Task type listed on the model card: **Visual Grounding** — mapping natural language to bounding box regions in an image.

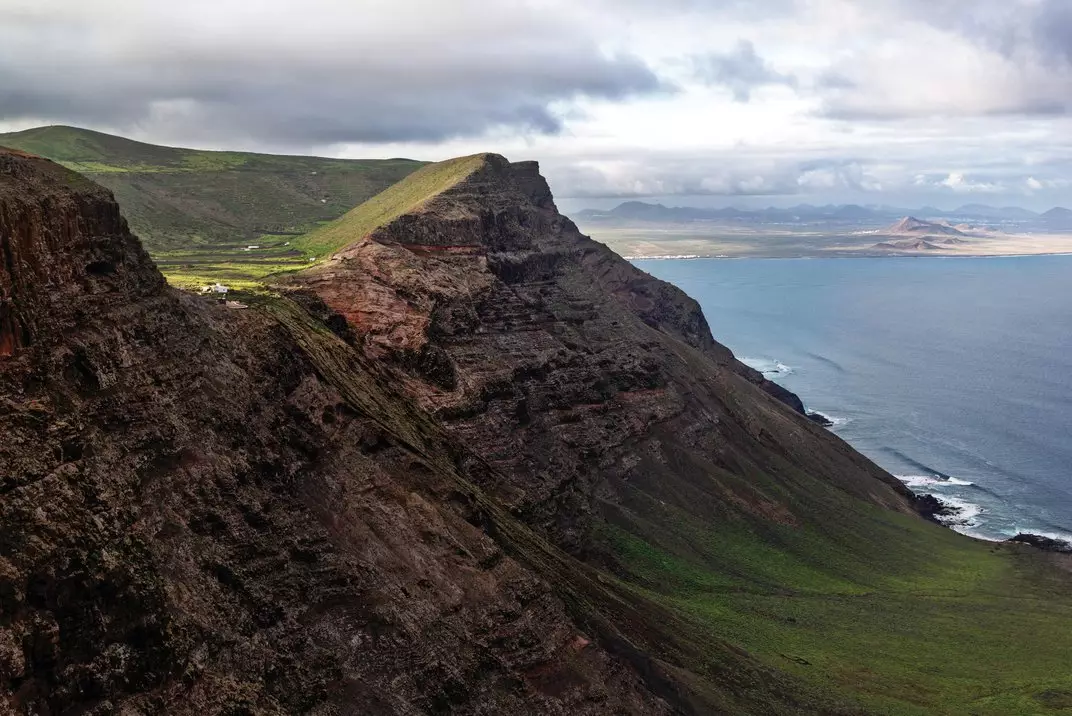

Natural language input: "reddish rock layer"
[0,150,676,715]
[291,155,914,550]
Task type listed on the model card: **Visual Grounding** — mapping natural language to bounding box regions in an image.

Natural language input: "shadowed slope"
[287,153,1072,714]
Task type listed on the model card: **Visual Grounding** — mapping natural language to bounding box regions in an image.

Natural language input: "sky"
[2,0,1071,211]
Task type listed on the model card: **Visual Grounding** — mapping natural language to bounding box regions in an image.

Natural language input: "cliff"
[0,149,682,715]
[289,154,913,550]
[6,148,1066,715]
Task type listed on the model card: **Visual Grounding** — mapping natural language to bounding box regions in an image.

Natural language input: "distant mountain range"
[578,200,1072,228]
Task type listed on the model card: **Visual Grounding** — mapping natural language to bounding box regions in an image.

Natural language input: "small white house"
[211,283,228,295]
[244,245,260,251]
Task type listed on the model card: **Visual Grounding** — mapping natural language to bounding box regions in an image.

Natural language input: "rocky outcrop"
[1,148,936,715]
[886,216,965,236]
[0,149,680,715]
[290,154,916,552]
[1008,533,1072,553]
[0,148,163,357]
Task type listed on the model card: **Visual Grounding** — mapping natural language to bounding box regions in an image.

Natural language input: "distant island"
[576,201,1072,259]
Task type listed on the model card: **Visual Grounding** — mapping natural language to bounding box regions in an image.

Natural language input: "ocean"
[632,255,1072,542]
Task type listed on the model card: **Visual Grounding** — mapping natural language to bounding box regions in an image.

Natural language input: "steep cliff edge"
[0,148,690,715]
[288,154,914,550]
[7,148,1072,715]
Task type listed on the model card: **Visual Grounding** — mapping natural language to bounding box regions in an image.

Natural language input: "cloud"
[814,0,1072,120]
[912,172,1004,194]
[0,0,666,147]
[692,40,798,101]
[549,154,884,199]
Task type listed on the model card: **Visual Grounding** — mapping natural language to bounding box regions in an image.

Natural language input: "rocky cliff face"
[0,149,162,357]
[1,148,927,715]
[290,154,913,551]
[0,148,681,715]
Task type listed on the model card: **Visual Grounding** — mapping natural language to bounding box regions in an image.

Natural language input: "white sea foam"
[809,410,849,427]
[934,496,985,529]
[898,475,943,488]
[897,474,974,488]
[742,357,795,377]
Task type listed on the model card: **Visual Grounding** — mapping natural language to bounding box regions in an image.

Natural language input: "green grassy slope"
[290,153,489,257]
[593,447,1072,715]
[0,126,424,253]
[264,287,1072,714]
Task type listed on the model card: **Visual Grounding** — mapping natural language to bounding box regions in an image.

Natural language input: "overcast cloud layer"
[2,0,1071,209]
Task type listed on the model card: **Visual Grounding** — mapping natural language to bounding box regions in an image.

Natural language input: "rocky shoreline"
[1007,533,1072,553]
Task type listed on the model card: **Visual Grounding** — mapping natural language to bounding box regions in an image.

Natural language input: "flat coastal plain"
[587,223,1072,259]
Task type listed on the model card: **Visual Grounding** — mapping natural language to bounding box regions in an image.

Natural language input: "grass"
[0,125,425,252]
[596,479,1072,715]
[155,241,316,291]
[290,153,490,257]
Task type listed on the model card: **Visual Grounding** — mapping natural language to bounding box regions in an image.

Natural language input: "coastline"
[592,224,1072,260]
[730,329,1072,551]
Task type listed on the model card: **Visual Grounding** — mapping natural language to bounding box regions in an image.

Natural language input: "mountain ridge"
[4,147,1072,714]
[0,125,425,251]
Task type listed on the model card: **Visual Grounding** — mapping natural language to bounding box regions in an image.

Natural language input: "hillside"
[885,216,966,236]
[4,149,1072,715]
[1042,207,1072,229]
[0,126,424,252]
[288,155,1072,714]
[291,153,490,257]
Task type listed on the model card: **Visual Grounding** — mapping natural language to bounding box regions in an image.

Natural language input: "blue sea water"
[632,255,1072,542]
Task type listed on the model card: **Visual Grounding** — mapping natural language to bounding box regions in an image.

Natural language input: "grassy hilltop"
[292,153,489,257]
[0,126,424,286]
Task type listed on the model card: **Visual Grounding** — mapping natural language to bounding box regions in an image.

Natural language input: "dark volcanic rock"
[1008,533,1072,553]
[1,148,933,715]
[0,148,673,715]
[291,154,917,553]
[911,493,961,524]
[806,412,834,427]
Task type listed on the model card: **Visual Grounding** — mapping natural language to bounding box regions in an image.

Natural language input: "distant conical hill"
[886,215,966,236]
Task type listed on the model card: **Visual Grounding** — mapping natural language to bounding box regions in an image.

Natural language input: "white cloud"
[2,0,1071,208]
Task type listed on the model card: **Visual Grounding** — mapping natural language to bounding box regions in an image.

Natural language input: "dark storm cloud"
[692,41,797,101]
[0,2,666,146]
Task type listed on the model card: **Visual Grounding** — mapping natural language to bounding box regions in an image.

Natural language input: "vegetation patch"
[597,484,1072,716]
[291,153,489,257]
[0,125,424,252]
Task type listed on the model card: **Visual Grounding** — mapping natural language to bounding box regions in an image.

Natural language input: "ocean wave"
[809,410,849,427]
[897,474,975,488]
[742,357,794,377]
[885,449,952,480]
[803,351,847,374]
[934,496,985,528]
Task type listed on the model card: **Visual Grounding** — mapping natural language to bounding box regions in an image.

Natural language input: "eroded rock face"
[1,149,926,715]
[291,155,913,551]
[0,150,674,715]
[0,149,163,358]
